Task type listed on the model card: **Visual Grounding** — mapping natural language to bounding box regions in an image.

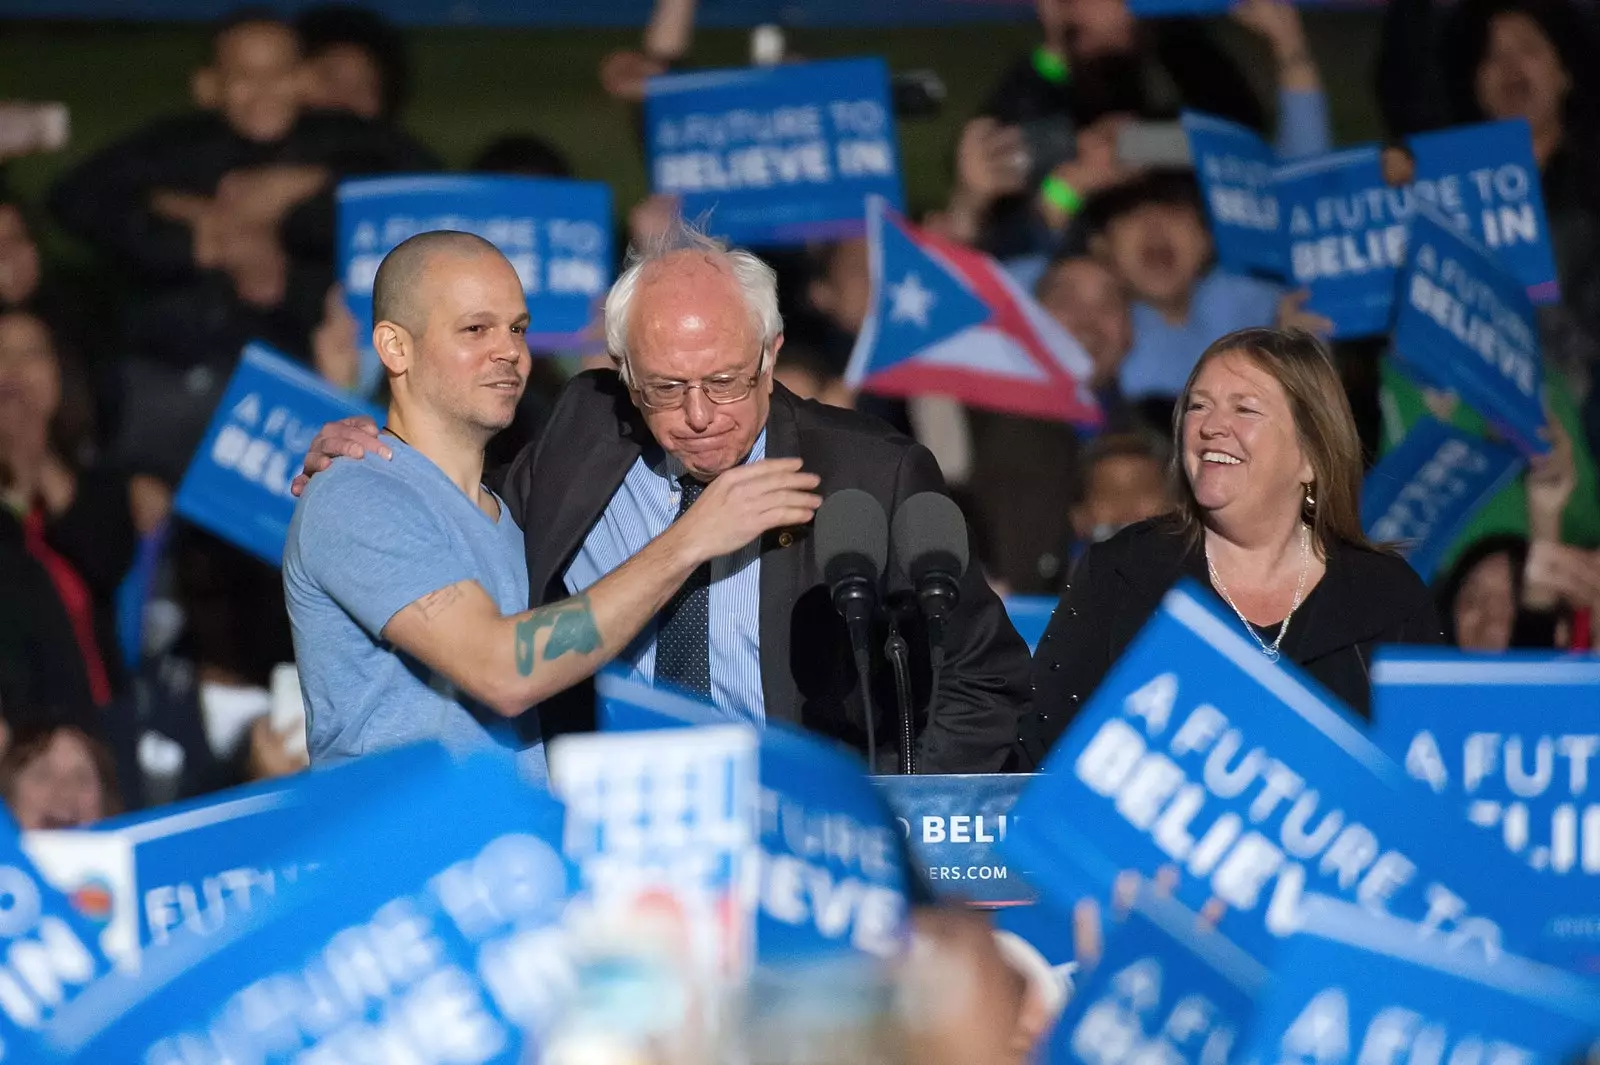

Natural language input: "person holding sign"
[1378,0,1600,413]
[1026,328,1440,759]
[284,231,822,779]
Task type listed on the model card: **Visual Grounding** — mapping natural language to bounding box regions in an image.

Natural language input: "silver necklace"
[1206,523,1310,662]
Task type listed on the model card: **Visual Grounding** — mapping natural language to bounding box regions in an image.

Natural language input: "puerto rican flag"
[845,196,1102,426]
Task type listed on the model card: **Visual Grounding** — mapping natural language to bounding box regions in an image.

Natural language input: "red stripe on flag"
[861,359,1103,425]
[908,223,1077,390]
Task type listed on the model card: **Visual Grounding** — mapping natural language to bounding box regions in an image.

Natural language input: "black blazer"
[1023,518,1443,763]
[499,371,1032,774]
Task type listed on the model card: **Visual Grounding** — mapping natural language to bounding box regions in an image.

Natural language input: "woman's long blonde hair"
[1170,327,1379,555]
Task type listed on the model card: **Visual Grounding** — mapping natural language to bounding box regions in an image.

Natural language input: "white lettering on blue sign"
[759,849,903,956]
[143,833,569,1064]
[1405,241,1537,396]
[759,789,903,956]
[1368,439,1493,544]
[1074,677,1501,953]
[558,738,750,899]
[1275,989,1537,1065]
[1290,226,1408,283]
[1202,153,1278,232]
[348,213,599,304]
[0,912,96,1030]
[1072,958,1236,1065]
[1403,730,1600,875]
[654,143,835,194]
[920,815,1009,845]
[144,865,293,946]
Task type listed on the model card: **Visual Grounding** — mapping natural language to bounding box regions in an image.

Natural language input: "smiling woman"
[1022,328,1444,763]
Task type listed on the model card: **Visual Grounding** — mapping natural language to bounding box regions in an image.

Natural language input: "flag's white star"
[888,272,936,329]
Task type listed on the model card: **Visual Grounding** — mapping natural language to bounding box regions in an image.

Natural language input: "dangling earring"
[1302,482,1316,513]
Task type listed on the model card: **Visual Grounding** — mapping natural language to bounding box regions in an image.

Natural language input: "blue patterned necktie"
[655,476,712,698]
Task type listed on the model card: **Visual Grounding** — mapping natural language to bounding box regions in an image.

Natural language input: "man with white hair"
[285,231,821,777]
[300,221,1030,772]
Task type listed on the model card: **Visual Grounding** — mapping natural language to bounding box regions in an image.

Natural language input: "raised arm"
[381,459,820,717]
[1230,0,1332,160]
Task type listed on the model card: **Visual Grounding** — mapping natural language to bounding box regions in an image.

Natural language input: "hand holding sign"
[1273,289,1334,336]
[1523,541,1600,615]
[1526,417,1577,538]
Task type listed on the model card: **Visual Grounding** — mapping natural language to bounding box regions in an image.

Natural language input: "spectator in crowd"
[0,708,121,830]
[1434,420,1600,651]
[295,3,412,122]
[1034,255,1137,425]
[0,310,170,710]
[772,338,854,410]
[1379,0,1600,421]
[109,527,301,809]
[1069,430,1170,556]
[0,197,116,440]
[48,9,436,482]
[1436,534,1533,650]
[1082,170,1334,425]
[964,255,1140,594]
[958,0,1324,260]
[1026,329,1440,760]
[802,236,913,435]
[1379,377,1600,575]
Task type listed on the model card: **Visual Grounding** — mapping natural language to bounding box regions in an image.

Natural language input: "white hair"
[603,215,783,385]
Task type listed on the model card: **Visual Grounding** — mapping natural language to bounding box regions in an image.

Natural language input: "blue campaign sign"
[1000,580,1556,968]
[1361,417,1525,579]
[756,724,911,963]
[1183,111,1284,279]
[1371,650,1600,973]
[645,58,905,246]
[1391,207,1549,456]
[590,673,911,963]
[1236,898,1600,1065]
[1407,120,1559,305]
[27,745,452,969]
[1274,146,1404,338]
[548,722,760,981]
[40,753,578,1065]
[873,774,1036,905]
[338,174,614,383]
[1046,890,1266,1065]
[1006,595,1058,654]
[0,809,113,1063]
[172,342,379,566]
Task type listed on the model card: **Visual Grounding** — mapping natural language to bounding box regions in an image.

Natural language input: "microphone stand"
[836,578,879,773]
[884,618,915,775]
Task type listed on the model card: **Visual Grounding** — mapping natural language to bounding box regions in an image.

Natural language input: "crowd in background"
[1,0,1599,827]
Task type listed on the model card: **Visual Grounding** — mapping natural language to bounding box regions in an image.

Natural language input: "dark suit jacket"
[1023,517,1443,763]
[499,371,1032,773]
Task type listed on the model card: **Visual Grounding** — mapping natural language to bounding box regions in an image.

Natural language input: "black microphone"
[816,488,889,771]
[892,491,970,652]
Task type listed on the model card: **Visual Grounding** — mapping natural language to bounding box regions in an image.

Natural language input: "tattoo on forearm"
[416,585,463,620]
[513,595,602,677]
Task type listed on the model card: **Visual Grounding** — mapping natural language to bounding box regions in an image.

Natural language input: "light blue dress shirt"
[562,429,767,722]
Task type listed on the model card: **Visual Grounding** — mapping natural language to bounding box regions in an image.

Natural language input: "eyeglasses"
[627,349,767,411]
